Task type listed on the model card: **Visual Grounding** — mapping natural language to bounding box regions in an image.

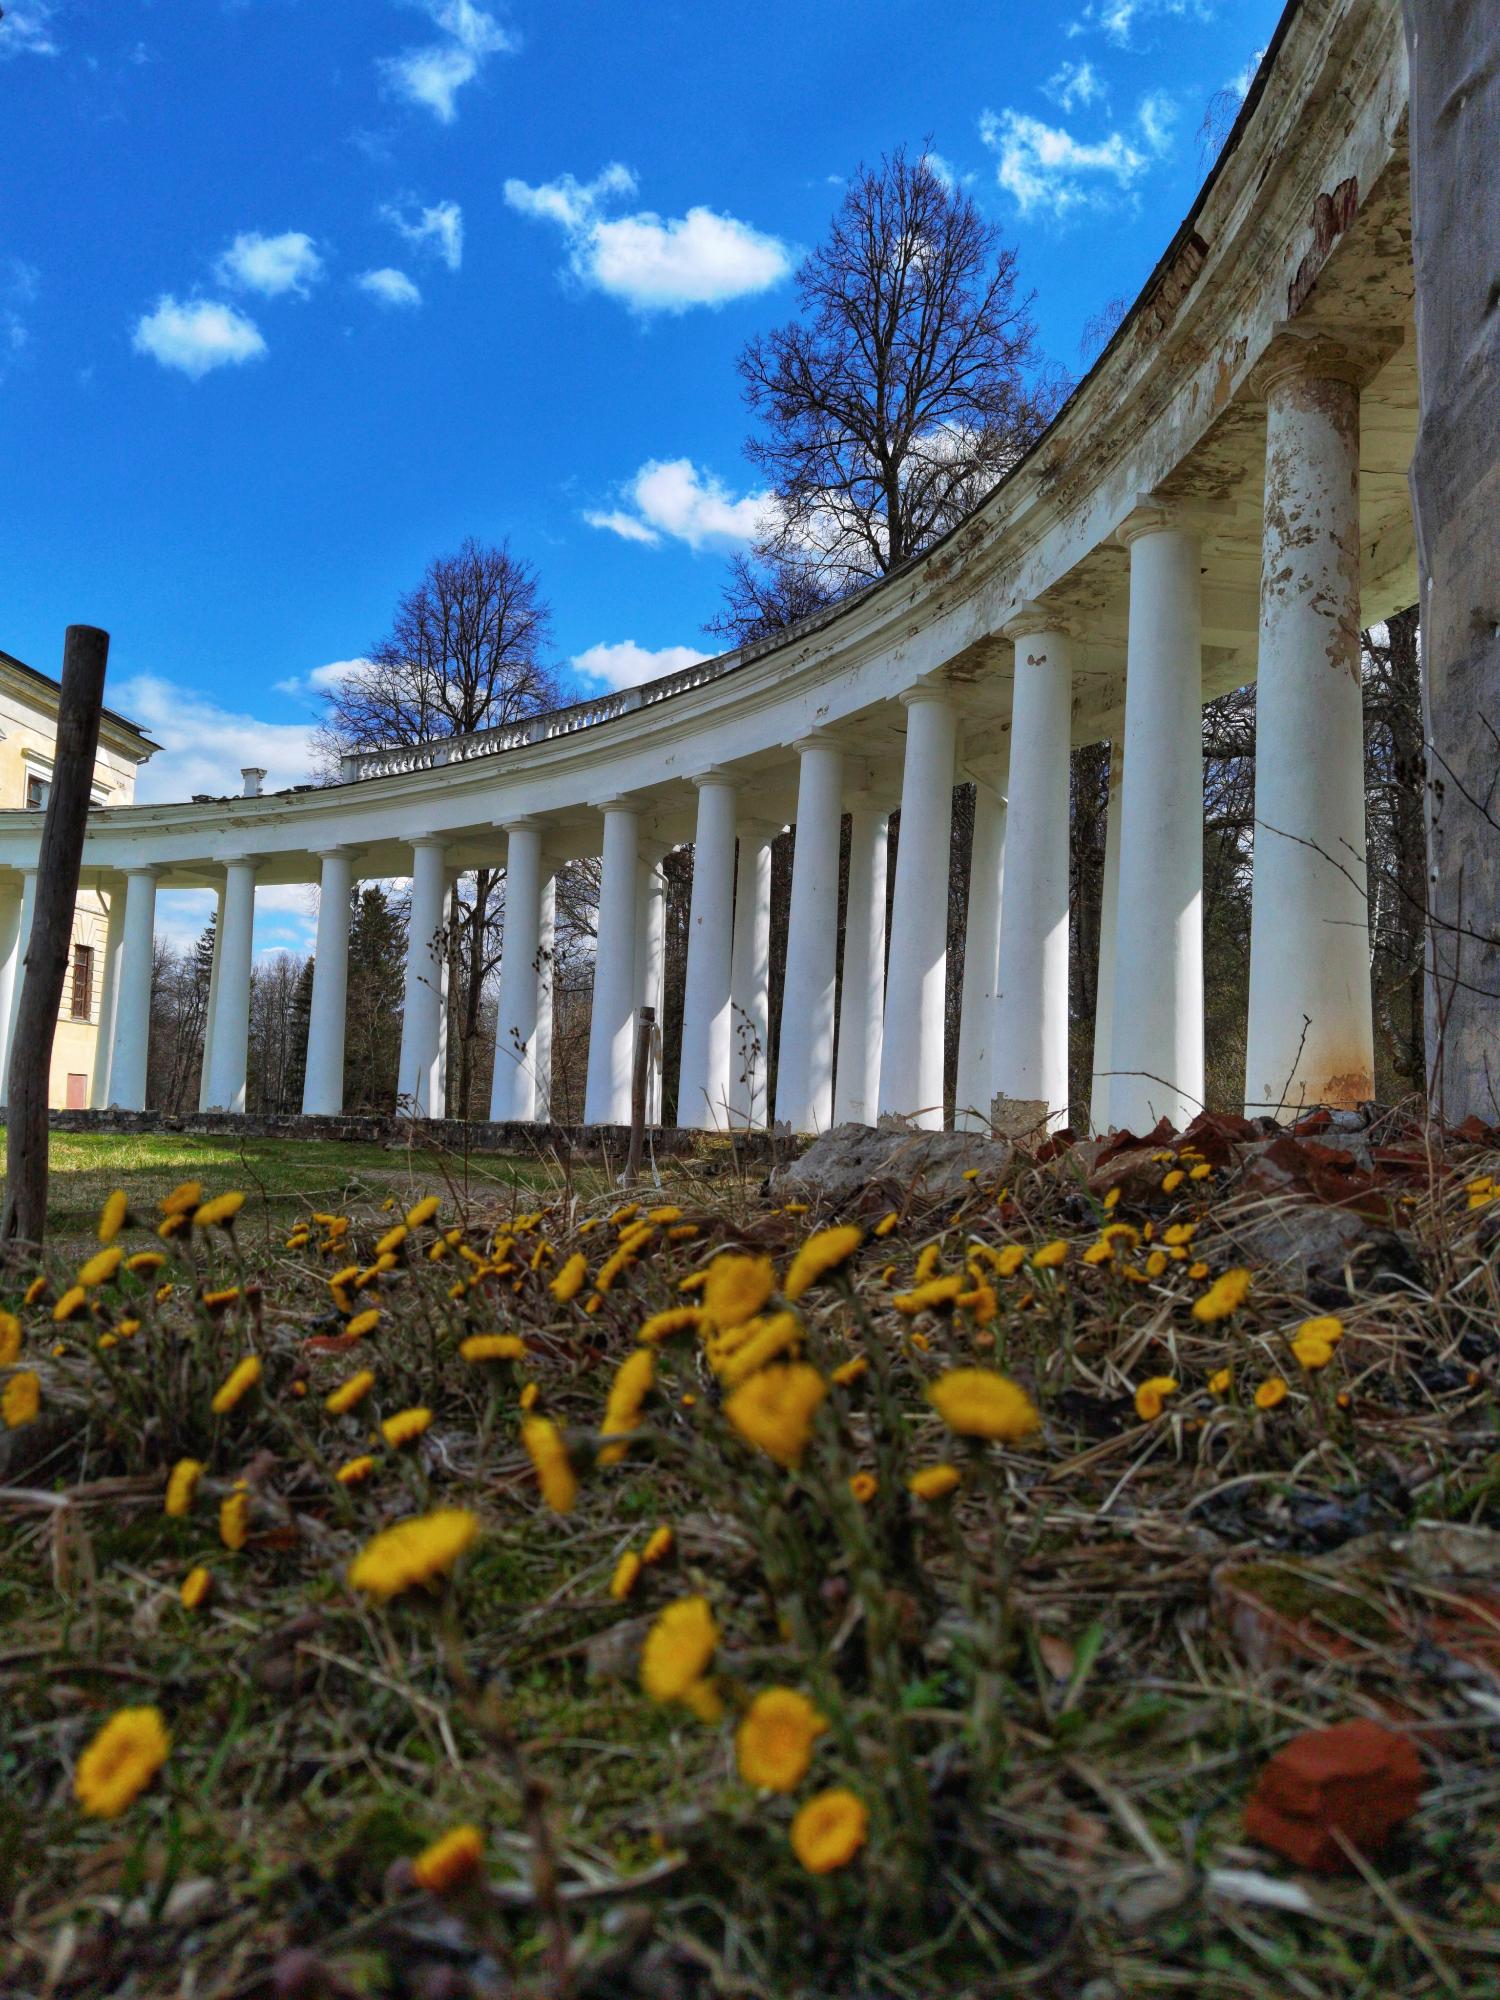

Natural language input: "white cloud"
[381,196,463,271]
[980,92,1177,219]
[1136,89,1177,154]
[0,260,38,384]
[0,2,60,58]
[1069,0,1213,47]
[1226,46,1267,100]
[131,296,267,378]
[153,883,317,959]
[504,163,794,313]
[215,230,324,298]
[572,641,707,692]
[584,458,772,552]
[358,266,422,307]
[1044,60,1105,112]
[113,674,318,802]
[308,657,377,690]
[379,0,516,123]
[273,658,379,700]
[921,151,956,191]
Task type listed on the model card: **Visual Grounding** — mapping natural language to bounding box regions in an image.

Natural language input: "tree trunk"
[1404,0,1500,1121]
[2,626,109,1248]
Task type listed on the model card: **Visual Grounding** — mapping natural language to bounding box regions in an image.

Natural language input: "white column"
[1107,514,1204,1133]
[109,868,159,1112]
[197,881,226,1113]
[534,871,555,1121]
[303,848,354,1116]
[879,689,958,1126]
[993,614,1074,1125]
[585,803,640,1124]
[1090,738,1124,1132]
[677,773,739,1130]
[490,821,545,1122]
[1245,354,1373,1117]
[433,890,451,1121]
[634,845,666,1124]
[775,736,843,1133]
[90,876,128,1108]
[3,868,38,1091]
[955,778,1007,1131]
[728,821,774,1128]
[396,837,447,1117]
[204,857,259,1113]
[0,875,27,1095]
[833,802,888,1126]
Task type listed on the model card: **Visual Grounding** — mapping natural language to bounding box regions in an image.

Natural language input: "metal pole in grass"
[625,1005,654,1185]
[1,626,110,1250]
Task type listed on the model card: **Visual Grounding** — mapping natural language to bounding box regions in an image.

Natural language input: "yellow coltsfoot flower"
[736,1688,826,1791]
[928,1369,1039,1443]
[724,1363,827,1467]
[521,1414,578,1513]
[347,1508,480,1601]
[74,1706,170,1817]
[790,1788,868,1874]
[640,1595,718,1703]
[412,1823,484,1895]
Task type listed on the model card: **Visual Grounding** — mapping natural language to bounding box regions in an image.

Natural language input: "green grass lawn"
[0,1127,580,1249]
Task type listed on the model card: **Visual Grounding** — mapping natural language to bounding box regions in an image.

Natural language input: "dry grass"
[4,1123,1500,1998]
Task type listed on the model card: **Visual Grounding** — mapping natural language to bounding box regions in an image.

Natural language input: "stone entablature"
[0,0,1428,1135]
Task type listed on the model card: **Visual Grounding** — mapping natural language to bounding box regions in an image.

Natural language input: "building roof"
[0,647,161,756]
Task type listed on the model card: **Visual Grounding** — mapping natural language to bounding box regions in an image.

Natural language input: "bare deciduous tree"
[316,538,558,758]
[315,539,561,1118]
[716,145,1058,643]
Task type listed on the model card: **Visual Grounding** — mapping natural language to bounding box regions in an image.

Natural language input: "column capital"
[843,789,889,819]
[897,679,956,711]
[1001,598,1082,643]
[691,766,739,790]
[1120,488,1232,544]
[588,794,641,816]
[496,816,543,837]
[1249,323,1402,401]
[124,861,165,882]
[734,814,783,843]
[791,731,842,757]
[315,843,362,864]
[408,832,448,852]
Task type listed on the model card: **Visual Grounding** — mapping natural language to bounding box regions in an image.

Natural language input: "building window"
[70,942,94,1021]
[25,773,50,811]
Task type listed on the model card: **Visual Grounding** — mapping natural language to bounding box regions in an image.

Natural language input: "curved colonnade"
[0,0,1419,1135]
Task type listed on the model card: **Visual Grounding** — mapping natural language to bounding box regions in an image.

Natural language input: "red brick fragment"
[1245,1719,1423,1873]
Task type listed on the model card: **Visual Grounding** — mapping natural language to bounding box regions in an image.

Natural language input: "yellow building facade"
[0,647,158,1110]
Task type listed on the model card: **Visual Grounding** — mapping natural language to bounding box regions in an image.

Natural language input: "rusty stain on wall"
[1288,176,1360,315]
[1135,232,1210,350]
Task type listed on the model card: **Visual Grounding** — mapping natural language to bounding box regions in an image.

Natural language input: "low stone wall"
[38,1106,792,1167]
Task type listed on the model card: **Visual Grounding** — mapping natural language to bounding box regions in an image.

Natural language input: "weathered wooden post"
[1403,0,1500,1122]
[1,626,110,1248]
[625,1005,655,1185]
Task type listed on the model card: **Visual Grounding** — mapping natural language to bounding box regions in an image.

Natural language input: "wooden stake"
[2,626,110,1249]
[625,1005,655,1185]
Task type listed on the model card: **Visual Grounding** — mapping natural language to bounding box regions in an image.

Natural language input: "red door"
[66,1073,87,1109]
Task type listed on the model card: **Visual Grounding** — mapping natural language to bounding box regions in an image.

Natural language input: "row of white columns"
[558,343,1372,1134]
[0,353,1372,1134]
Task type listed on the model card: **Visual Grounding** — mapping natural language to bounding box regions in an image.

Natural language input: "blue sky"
[1,0,1280,946]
